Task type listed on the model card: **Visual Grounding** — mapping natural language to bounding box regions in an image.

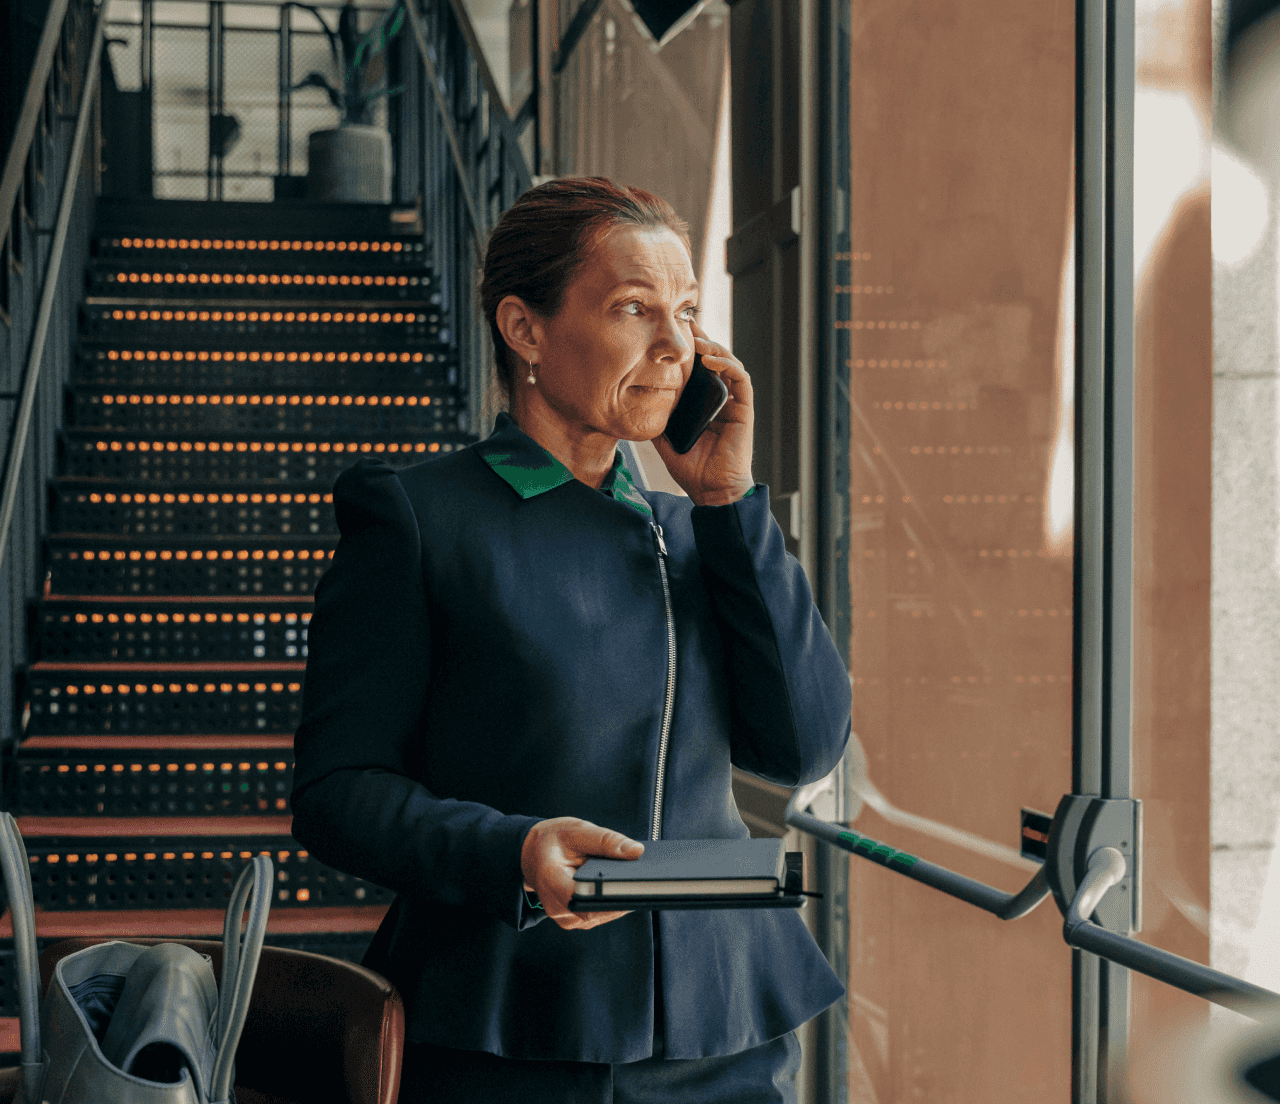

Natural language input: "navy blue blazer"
[290,413,851,1063]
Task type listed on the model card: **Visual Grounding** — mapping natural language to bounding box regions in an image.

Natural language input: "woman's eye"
[679,306,700,322]
[623,302,643,315]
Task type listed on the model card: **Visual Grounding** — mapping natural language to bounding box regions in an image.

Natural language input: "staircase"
[1,198,471,1045]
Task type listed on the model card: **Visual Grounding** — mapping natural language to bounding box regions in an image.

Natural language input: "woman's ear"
[495,295,543,369]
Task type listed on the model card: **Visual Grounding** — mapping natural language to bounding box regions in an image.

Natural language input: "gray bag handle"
[211,855,272,1103]
[0,813,273,1104]
[0,812,44,1104]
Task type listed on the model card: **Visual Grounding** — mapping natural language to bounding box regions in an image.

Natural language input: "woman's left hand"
[651,320,755,507]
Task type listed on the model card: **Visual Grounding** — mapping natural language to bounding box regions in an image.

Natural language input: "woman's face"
[525,223,700,442]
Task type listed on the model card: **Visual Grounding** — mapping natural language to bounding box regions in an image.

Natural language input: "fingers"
[574,908,633,927]
[694,335,735,365]
[692,332,747,397]
[526,818,645,930]
[569,823,644,860]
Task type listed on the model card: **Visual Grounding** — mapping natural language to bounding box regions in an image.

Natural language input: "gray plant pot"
[305,124,392,204]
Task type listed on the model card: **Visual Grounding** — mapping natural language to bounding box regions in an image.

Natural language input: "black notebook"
[572,838,788,900]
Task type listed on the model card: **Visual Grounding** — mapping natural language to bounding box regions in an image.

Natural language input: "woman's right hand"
[520,817,645,930]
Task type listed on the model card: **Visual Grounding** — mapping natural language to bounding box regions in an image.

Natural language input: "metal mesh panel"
[91,267,436,301]
[36,600,310,663]
[51,482,337,538]
[220,29,278,197]
[75,346,457,391]
[81,305,447,348]
[13,750,295,817]
[151,26,209,197]
[23,836,393,910]
[96,235,433,262]
[71,390,460,436]
[45,538,335,598]
[26,669,305,737]
[60,431,465,483]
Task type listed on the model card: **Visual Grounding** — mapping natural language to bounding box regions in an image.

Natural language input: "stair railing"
[0,0,107,574]
[403,0,535,435]
[0,0,107,746]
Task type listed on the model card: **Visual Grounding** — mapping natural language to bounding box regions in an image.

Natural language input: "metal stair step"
[10,821,391,911]
[10,741,296,818]
[51,480,335,539]
[89,265,437,302]
[59,429,470,483]
[69,387,462,436]
[0,911,385,942]
[45,535,334,597]
[18,732,299,753]
[95,235,432,265]
[74,344,456,391]
[35,597,310,663]
[79,303,447,345]
[94,195,422,243]
[25,665,305,737]
[95,231,426,263]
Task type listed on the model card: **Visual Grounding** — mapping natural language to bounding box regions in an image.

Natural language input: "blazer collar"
[475,412,653,519]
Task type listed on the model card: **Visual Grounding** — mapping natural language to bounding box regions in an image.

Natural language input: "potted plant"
[293,1,406,203]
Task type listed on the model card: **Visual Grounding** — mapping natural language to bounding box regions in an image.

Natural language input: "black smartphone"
[663,355,729,454]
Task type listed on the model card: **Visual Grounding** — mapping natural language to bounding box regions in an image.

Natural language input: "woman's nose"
[653,316,692,361]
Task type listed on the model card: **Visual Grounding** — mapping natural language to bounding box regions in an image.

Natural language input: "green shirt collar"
[475,412,653,520]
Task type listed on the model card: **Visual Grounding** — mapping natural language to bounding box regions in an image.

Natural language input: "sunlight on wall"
[1211,144,1269,269]
[1042,88,1210,556]
[1135,89,1210,281]
[700,56,732,350]
[1044,181,1075,557]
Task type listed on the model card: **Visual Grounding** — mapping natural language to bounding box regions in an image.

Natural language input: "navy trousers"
[396,915,803,1104]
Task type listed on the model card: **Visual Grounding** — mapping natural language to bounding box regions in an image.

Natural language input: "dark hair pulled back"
[479,176,691,398]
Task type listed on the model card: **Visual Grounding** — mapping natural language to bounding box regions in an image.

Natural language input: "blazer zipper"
[649,521,676,841]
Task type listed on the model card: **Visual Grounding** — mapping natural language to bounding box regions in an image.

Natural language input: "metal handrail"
[403,0,536,259]
[786,788,1280,1022]
[402,0,483,256]
[436,0,521,141]
[0,2,108,576]
[0,0,74,257]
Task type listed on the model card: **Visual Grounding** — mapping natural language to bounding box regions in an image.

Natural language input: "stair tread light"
[93,392,435,406]
[116,237,403,252]
[103,350,438,364]
[81,437,446,453]
[106,309,431,324]
[110,272,414,288]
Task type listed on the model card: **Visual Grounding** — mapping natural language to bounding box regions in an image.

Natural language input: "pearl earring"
[526,360,537,385]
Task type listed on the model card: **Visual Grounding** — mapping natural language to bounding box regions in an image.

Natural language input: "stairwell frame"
[0,0,105,753]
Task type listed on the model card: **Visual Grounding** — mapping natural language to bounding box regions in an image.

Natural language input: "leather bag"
[0,812,272,1104]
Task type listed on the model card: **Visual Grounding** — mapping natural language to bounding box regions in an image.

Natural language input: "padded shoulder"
[331,458,422,546]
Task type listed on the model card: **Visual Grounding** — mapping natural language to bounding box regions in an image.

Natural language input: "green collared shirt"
[475,411,754,516]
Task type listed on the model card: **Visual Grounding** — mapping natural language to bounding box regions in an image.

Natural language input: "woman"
[291,177,851,1103]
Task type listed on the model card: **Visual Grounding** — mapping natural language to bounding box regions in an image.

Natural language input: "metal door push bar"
[786,785,1280,1020]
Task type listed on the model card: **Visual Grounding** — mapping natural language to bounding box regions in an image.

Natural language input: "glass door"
[815,0,1222,1098]
[827,1,1077,1098]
